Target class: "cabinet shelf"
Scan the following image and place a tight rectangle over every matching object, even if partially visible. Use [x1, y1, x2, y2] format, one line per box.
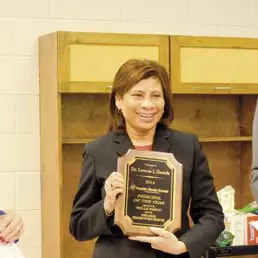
[59, 82, 112, 94]
[199, 136, 252, 143]
[62, 137, 95, 144]
[62, 136, 252, 144]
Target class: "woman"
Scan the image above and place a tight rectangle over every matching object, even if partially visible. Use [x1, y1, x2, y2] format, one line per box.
[0, 210, 24, 244]
[251, 99, 258, 202]
[70, 59, 225, 258]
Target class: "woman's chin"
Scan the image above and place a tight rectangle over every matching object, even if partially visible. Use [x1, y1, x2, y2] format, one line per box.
[135, 123, 157, 133]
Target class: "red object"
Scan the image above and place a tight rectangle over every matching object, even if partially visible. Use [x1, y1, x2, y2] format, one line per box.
[246, 215, 258, 245]
[134, 145, 152, 151]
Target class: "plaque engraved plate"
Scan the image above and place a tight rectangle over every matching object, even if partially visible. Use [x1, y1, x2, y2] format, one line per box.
[115, 149, 183, 236]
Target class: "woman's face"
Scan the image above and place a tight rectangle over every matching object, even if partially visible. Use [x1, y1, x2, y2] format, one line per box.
[115, 77, 165, 134]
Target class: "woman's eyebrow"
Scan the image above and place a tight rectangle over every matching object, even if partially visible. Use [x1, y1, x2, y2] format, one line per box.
[131, 90, 144, 93]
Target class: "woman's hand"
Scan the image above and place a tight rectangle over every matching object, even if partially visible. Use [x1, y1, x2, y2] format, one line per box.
[104, 172, 124, 215]
[0, 212, 24, 244]
[129, 227, 187, 255]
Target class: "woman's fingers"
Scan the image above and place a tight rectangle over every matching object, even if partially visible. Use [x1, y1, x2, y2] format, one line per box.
[0, 212, 23, 243]
[103, 171, 124, 214]
[105, 172, 124, 192]
[104, 185, 123, 215]
[109, 172, 124, 185]
[0, 213, 12, 231]
[106, 185, 123, 198]
[0, 213, 13, 239]
[4, 220, 24, 243]
[149, 227, 171, 238]
[110, 181, 124, 190]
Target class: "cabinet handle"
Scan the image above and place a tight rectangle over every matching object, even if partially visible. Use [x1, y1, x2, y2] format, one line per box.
[213, 86, 231, 93]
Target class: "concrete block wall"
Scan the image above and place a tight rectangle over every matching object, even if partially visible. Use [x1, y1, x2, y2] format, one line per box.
[0, 0, 257, 257]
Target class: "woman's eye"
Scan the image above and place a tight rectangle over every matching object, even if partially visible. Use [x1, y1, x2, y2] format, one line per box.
[132, 94, 142, 97]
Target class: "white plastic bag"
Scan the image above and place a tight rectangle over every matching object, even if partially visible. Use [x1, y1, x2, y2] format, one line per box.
[0, 243, 24, 258]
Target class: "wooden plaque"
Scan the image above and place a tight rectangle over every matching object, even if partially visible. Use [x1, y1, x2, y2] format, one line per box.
[115, 149, 183, 236]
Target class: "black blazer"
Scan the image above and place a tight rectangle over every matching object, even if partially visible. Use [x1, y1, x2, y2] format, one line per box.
[70, 126, 225, 258]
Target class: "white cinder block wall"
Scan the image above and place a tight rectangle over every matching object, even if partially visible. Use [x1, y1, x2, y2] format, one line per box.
[0, 0, 258, 257]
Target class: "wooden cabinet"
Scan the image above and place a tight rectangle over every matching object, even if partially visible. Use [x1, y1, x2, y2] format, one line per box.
[172, 94, 256, 209]
[39, 32, 258, 258]
[55, 32, 169, 93]
[170, 35, 258, 258]
[170, 36, 258, 94]
[39, 31, 169, 258]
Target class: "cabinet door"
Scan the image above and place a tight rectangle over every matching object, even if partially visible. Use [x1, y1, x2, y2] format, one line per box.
[170, 36, 258, 94]
[58, 32, 169, 93]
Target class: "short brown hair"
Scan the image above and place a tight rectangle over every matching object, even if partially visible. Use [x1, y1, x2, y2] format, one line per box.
[108, 59, 174, 131]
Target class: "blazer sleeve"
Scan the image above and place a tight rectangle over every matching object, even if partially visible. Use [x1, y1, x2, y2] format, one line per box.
[70, 145, 113, 241]
[179, 135, 225, 258]
[251, 99, 258, 202]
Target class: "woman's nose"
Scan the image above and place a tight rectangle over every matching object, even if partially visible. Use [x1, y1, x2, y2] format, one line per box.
[141, 97, 154, 108]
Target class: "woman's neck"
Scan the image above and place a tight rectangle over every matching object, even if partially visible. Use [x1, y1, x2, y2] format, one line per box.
[126, 125, 155, 146]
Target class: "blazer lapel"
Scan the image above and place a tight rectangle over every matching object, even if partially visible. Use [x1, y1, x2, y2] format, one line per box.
[112, 130, 134, 157]
[152, 126, 173, 153]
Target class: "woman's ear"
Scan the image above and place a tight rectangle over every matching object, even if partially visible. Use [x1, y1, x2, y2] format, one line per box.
[115, 94, 122, 110]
